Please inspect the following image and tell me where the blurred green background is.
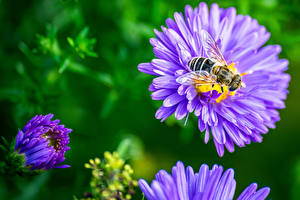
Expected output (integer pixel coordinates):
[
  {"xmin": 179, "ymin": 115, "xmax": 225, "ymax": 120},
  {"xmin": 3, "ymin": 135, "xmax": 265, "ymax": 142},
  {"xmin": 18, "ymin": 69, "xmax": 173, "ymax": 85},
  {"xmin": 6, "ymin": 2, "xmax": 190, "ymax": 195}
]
[{"xmin": 0, "ymin": 0, "xmax": 299, "ymax": 199}]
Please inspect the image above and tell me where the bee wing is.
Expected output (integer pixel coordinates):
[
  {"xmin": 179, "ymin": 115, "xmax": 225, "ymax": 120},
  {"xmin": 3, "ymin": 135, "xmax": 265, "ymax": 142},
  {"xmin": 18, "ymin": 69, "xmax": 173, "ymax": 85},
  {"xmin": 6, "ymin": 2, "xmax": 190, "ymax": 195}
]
[
  {"xmin": 200, "ymin": 30, "xmax": 227, "ymax": 66},
  {"xmin": 176, "ymin": 71, "xmax": 215, "ymax": 86}
]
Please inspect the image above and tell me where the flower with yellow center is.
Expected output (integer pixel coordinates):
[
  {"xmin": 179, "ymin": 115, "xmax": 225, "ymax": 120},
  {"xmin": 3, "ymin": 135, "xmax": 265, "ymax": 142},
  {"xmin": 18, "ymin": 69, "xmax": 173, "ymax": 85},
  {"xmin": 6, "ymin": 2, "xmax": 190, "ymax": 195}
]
[{"xmin": 138, "ymin": 2, "xmax": 290, "ymax": 157}]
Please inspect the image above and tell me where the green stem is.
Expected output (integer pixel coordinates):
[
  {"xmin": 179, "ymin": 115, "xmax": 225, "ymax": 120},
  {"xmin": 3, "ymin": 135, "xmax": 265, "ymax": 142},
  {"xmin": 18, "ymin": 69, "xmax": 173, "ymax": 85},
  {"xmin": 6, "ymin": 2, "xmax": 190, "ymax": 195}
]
[{"xmin": 64, "ymin": 59, "xmax": 114, "ymax": 88}]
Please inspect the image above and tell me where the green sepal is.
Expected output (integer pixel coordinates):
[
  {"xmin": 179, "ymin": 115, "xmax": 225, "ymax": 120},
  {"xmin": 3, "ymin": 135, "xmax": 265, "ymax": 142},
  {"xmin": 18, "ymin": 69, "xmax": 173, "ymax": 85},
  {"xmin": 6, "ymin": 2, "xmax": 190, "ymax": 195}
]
[{"xmin": 0, "ymin": 137, "xmax": 43, "ymax": 177}]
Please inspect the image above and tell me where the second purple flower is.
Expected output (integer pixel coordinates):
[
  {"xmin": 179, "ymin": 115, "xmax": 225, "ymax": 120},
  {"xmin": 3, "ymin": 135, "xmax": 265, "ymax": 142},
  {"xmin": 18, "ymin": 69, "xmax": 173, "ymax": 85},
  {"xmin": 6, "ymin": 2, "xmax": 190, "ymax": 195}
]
[{"xmin": 15, "ymin": 114, "xmax": 71, "ymax": 170}]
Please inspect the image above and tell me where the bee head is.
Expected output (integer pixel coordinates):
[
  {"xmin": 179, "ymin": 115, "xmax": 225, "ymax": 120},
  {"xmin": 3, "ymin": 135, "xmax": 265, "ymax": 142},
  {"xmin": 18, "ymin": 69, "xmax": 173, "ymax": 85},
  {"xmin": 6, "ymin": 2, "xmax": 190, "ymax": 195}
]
[{"xmin": 228, "ymin": 74, "xmax": 242, "ymax": 91}]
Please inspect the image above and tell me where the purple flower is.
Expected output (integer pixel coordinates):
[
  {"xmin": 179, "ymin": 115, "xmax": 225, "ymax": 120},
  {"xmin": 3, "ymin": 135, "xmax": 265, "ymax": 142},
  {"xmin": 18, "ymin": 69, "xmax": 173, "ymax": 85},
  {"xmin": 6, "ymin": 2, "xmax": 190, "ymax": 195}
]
[
  {"xmin": 138, "ymin": 2, "xmax": 290, "ymax": 156},
  {"xmin": 14, "ymin": 114, "xmax": 71, "ymax": 170},
  {"xmin": 139, "ymin": 161, "xmax": 270, "ymax": 200}
]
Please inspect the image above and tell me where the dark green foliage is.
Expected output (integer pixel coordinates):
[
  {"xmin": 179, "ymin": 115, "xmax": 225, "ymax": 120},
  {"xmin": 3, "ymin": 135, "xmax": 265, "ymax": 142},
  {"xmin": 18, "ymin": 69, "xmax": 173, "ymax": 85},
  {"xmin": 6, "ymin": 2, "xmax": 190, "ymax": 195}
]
[{"xmin": 0, "ymin": 0, "xmax": 300, "ymax": 199}]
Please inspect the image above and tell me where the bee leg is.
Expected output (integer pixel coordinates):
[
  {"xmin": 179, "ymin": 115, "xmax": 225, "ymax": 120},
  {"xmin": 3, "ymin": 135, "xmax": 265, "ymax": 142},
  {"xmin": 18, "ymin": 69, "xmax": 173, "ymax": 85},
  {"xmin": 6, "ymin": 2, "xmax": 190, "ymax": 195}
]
[
  {"xmin": 221, "ymin": 86, "xmax": 224, "ymax": 93},
  {"xmin": 208, "ymin": 84, "xmax": 214, "ymax": 102}
]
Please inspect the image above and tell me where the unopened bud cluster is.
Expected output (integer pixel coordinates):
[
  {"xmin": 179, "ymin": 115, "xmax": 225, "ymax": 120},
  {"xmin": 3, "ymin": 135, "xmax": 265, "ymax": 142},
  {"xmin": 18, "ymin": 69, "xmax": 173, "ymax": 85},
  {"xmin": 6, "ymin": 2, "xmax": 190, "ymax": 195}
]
[{"xmin": 80, "ymin": 152, "xmax": 137, "ymax": 200}]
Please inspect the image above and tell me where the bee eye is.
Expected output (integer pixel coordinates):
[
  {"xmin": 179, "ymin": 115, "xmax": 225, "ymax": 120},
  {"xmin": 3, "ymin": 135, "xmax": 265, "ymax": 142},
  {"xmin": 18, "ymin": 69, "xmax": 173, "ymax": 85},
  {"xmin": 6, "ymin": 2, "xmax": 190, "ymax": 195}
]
[{"xmin": 229, "ymin": 85, "xmax": 238, "ymax": 91}]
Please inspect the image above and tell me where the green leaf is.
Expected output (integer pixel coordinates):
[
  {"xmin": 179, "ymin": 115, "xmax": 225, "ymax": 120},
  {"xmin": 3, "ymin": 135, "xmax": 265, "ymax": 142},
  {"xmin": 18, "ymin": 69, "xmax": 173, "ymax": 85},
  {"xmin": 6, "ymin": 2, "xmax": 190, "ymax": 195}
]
[
  {"xmin": 67, "ymin": 37, "xmax": 75, "ymax": 47},
  {"xmin": 58, "ymin": 58, "xmax": 71, "ymax": 74},
  {"xmin": 1, "ymin": 137, "xmax": 9, "ymax": 147},
  {"xmin": 68, "ymin": 26, "xmax": 98, "ymax": 59},
  {"xmin": 0, "ymin": 144, "xmax": 7, "ymax": 152},
  {"xmin": 100, "ymin": 90, "xmax": 119, "ymax": 118},
  {"xmin": 15, "ymin": 173, "xmax": 49, "ymax": 200},
  {"xmin": 117, "ymin": 133, "xmax": 144, "ymax": 161}
]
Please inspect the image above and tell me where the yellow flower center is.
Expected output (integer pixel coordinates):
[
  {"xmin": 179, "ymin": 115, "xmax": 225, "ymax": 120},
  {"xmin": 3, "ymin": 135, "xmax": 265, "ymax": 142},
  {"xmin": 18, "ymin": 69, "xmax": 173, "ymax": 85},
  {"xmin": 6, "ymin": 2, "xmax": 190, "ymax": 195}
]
[
  {"xmin": 43, "ymin": 130, "xmax": 62, "ymax": 152},
  {"xmin": 195, "ymin": 63, "xmax": 237, "ymax": 103}
]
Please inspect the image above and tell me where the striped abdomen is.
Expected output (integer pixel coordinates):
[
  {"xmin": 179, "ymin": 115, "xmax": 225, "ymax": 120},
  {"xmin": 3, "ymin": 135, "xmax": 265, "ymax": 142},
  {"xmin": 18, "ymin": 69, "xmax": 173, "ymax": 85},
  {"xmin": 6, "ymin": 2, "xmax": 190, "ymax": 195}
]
[{"xmin": 188, "ymin": 57, "xmax": 215, "ymax": 73}]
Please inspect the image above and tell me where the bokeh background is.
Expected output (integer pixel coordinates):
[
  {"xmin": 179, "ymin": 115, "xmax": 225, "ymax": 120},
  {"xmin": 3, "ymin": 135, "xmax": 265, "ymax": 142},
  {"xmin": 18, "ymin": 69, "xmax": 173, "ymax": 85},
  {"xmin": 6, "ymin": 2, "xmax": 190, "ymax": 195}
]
[{"xmin": 0, "ymin": 0, "xmax": 300, "ymax": 199}]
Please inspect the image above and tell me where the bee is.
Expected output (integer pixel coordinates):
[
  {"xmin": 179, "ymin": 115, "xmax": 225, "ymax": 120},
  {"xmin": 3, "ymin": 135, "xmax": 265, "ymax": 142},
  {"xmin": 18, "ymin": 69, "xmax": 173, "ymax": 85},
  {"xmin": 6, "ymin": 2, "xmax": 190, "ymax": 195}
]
[{"xmin": 176, "ymin": 30, "xmax": 245, "ymax": 95}]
